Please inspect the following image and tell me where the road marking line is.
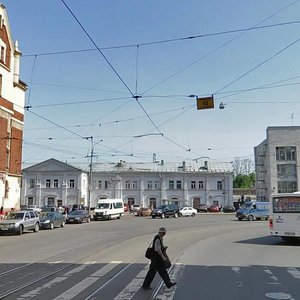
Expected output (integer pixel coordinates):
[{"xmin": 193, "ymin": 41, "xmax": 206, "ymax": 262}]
[
  {"xmin": 287, "ymin": 267, "xmax": 300, "ymax": 280},
  {"xmin": 155, "ymin": 263, "xmax": 185, "ymax": 300},
  {"xmin": 63, "ymin": 261, "xmax": 95, "ymax": 276},
  {"xmin": 17, "ymin": 261, "xmax": 122, "ymax": 300},
  {"xmin": 91, "ymin": 261, "xmax": 121, "ymax": 277},
  {"xmin": 114, "ymin": 265, "xmax": 149, "ymax": 300},
  {"xmin": 16, "ymin": 277, "xmax": 68, "ymax": 299},
  {"xmin": 53, "ymin": 277, "xmax": 99, "ymax": 300}
]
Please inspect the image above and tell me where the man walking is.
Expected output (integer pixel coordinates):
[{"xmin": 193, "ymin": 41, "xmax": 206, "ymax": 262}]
[{"xmin": 142, "ymin": 227, "xmax": 176, "ymax": 290}]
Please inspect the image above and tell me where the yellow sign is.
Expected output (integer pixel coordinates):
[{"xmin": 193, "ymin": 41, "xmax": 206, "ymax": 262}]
[{"xmin": 197, "ymin": 96, "xmax": 214, "ymax": 110}]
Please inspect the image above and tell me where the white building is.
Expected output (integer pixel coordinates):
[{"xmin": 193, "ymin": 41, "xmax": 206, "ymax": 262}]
[
  {"xmin": 21, "ymin": 159, "xmax": 88, "ymax": 208},
  {"xmin": 90, "ymin": 161, "xmax": 233, "ymax": 209},
  {"xmin": 0, "ymin": 4, "xmax": 26, "ymax": 211},
  {"xmin": 255, "ymin": 126, "xmax": 300, "ymax": 201}
]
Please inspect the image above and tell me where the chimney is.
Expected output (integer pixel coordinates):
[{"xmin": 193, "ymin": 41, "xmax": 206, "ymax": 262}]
[{"xmin": 13, "ymin": 40, "xmax": 22, "ymax": 84}]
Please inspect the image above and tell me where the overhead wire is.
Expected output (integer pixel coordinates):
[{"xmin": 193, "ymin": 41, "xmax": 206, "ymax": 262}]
[{"xmin": 22, "ymin": 20, "xmax": 300, "ymax": 58}]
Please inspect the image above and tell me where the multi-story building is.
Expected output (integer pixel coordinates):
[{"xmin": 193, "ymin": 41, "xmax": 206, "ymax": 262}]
[
  {"xmin": 21, "ymin": 159, "xmax": 88, "ymax": 208},
  {"xmin": 90, "ymin": 160, "xmax": 233, "ymax": 209},
  {"xmin": 0, "ymin": 4, "xmax": 26, "ymax": 211},
  {"xmin": 255, "ymin": 126, "xmax": 300, "ymax": 201},
  {"xmin": 21, "ymin": 159, "xmax": 233, "ymax": 210}
]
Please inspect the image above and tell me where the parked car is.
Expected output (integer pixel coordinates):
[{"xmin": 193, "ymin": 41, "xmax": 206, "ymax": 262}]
[
  {"xmin": 131, "ymin": 204, "xmax": 141, "ymax": 215},
  {"xmin": 222, "ymin": 205, "xmax": 236, "ymax": 213},
  {"xmin": 0, "ymin": 210, "xmax": 40, "ymax": 235},
  {"xmin": 152, "ymin": 204, "xmax": 179, "ymax": 218},
  {"xmin": 197, "ymin": 204, "xmax": 208, "ymax": 213},
  {"xmin": 42, "ymin": 205, "xmax": 56, "ymax": 212},
  {"xmin": 39, "ymin": 212, "xmax": 65, "ymax": 229},
  {"xmin": 208, "ymin": 205, "xmax": 220, "ymax": 213},
  {"xmin": 66, "ymin": 210, "xmax": 90, "ymax": 224},
  {"xmin": 139, "ymin": 207, "xmax": 152, "ymax": 217},
  {"xmin": 28, "ymin": 205, "xmax": 42, "ymax": 213},
  {"xmin": 179, "ymin": 206, "xmax": 197, "ymax": 217}
]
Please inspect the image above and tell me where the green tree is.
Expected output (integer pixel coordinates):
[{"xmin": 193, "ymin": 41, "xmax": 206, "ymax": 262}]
[{"xmin": 233, "ymin": 172, "xmax": 255, "ymax": 188}]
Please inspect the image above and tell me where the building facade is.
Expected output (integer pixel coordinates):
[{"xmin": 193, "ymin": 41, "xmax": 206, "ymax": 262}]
[
  {"xmin": 90, "ymin": 161, "xmax": 233, "ymax": 209},
  {"xmin": 0, "ymin": 4, "xmax": 26, "ymax": 211},
  {"xmin": 255, "ymin": 126, "xmax": 300, "ymax": 201},
  {"xmin": 21, "ymin": 159, "xmax": 233, "ymax": 209},
  {"xmin": 21, "ymin": 159, "xmax": 88, "ymax": 208}
]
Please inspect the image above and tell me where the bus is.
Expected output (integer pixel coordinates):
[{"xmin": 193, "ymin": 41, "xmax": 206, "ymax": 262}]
[{"xmin": 269, "ymin": 192, "xmax": 300, "ymax": 240}]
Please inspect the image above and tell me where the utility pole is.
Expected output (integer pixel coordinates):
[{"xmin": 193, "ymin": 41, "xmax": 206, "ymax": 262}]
[{"xmin": 86, "ymin": 136, "xmax": 103, "ymax": 211}]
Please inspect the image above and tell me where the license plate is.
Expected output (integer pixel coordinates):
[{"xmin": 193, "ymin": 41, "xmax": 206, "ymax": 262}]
[{"xmin": 284, "ymin": 232, "xmax": 295, "ymax": 236}]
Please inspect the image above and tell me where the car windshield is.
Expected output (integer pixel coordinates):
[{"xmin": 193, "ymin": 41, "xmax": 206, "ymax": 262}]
[
  {"xmin": 96, "ymin": 203, "xmax": 109, "ymax": 209},
  {"xmin": 241, "ymin": 202, "xmax": 254, "ymax": 209},
  {"xmin": 40, "ymin": 212, "xmax": 54, "ymax": 218},
  {"xmin": 6, "ymin": 212, "xmax": 24, "ymax": 220},
  {"xmin": 70, "ymin": 211, "xmax": 83, "ymax": 215},
  {"xmin": 157, "ymin": 205, "xmax": 167, "ymax": 209}
]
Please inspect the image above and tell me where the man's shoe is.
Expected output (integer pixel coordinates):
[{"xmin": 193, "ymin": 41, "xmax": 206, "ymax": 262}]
[
  {"xmin": 167, "ymin": 282, "xmax": 177, "ymax": 288},
  {"xmin": 142, "ymin": 286, "xmax": 152, "ymax": 290}
]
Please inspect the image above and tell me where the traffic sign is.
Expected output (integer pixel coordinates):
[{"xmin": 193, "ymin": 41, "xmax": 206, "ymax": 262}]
[{"xmin": 197, "ymin": 96, "xmax": 214, "ymax": 110}]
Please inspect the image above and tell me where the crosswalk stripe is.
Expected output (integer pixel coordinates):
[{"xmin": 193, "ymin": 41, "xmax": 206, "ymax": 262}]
[
  {"xmin": 52, "ymin": 277, "xmax": 99, "ymax": 300},
  {"xmin": 114, "ymin": 265, "xmax": 149, "ymax": 300},
  {"xmin": 287, "ymin": 267, "xmax": 300, "ymax": 280},
  {"xmin": 17, "ymin": 277, "xmax": 68, "ymax": 299},
  {"xmin": 155, "ymin": 264, "xmax": 184, "ymax": 300},
  {"xmin": 16, "ymin": 261, "xmax": 122, "ymax": 300}
]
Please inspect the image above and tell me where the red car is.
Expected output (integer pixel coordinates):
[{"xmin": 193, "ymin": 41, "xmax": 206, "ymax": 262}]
[{"xmin": 208, "ymin": 205, "xmax": 220, "ymax": 213}]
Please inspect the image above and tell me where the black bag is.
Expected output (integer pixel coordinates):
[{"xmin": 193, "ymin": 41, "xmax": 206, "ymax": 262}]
[{"xmin": 145, "ymin": 247, "xmax": 154, "ymax": 259}]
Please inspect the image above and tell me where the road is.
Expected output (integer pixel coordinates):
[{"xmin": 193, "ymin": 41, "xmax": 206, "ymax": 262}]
[{"xmin": 0, "ymin": 213, "xmax": 299, "ymax": 300}]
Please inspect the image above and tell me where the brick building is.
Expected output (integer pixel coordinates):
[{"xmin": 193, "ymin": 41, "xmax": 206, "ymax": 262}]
[{"xmin": 0, "ymin": 4, "xmax": 26, "ymax": 211}]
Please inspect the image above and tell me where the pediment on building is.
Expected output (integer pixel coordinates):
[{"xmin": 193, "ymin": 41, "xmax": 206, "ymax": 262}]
[{"xmin": 23, "ymin": 158, "xmax": 83, "ymax": 173}]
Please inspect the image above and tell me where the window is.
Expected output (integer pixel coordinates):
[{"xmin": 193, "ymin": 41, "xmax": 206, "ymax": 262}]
[
  {"xmin": 198, "ymin": 181, "xmax": 204, "ymax": 189},
  {"xmin": 217, "ymin": 181, "xmax": 223, "ymax": 190},
  {"xmin": 132, "ymin": 181, "xmax": 138, "ymax": 189},
  {"xmin": 69, "ymin": 179, "xmax": 75, "ymax": 188},
  {"xmin": 0, "ymin": 46, "xmax": 4, "ymax": 62},
  {"xmin": 98, "ymin": 180, "xmax": 102, "ymax": 189},
  {"xmin": 46, "ymin": 179, "xmax": 51, "ymax": 188},
  {"xmin": 154, "ymin": 181, "xmax": 160, "ymax": 189},
  {"xmin": 176, "ymin": 180, "xmax": 182, "ymax": 189},
  {"xmin": 169, "ymin": 180, "xmax": 174, "ymax": 189},
  {"xmin": 53, "ymin": 179, "xmax": 59, "ymax": 188},
  {"xmin": 29, "ymin": 179, "xmax": 35, "ymax": 189},
  {"xmin": 4, "ymin": 180, "xmax": 8, "ymax": 198},
  {"xmin": 191, "ymin": 181, "xmax": 196, "ymax": 189},
  {"xmin": 27, "ymin": 197, "xmax": 34, "ymax": 206},
  {"xmin": 277, "ymin": 164, "xmax": 296, "ymax": 179},
  {"xmin": 276, "ymin": 146, "xmax": 296, "ymax": 161},
  {"xmin": 105, "ymin": 180, "xmax": 109, "ymax": 189},
  {"xmin": 277, "ymin": 181, "xmax": 297, "ymax": 193},
  {"xmin": 147, "ymin": 181, "xmax": 153, "ymax": 189},
  {"xmin": 125, "ymin": 180, "xmax": 130, "ymax": 189}
]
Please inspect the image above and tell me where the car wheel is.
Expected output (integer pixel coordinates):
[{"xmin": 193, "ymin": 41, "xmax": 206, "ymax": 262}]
[
  {"xmin": 238, "ymin": 217, "xmax": 243, "ymax": 221},
  {"xmin": 161, "ymin": 213, "xmax": 165, "ymax": 219},
  {"xmin": 117, "ymin": 214, "xmax": 122, "ymax": 219},
  {"xmin": 192, "ymin": 213, "xmax": 195, "ymax": 217},
  {"xmin": 87, "ymin": 218, "xmax": 90, "ymax": 223},
  {"xmin": 61, "ymin": 221, "xmax": 65, "ymax": 227},
  {"xmin": 152, "ymin": 215, "xmax": 156, "ymax": 219},
  {"xmin": 248, "ymin": 215, "xmax": 254, "ymax": 221},
  {"xmin": 34, "ymin": 223, "xmax": 39, "ymax": 232},
  {"xmin": 50, "ymin": 222, "xmax": 54, "ymax": 230},
  {"xmin": 18, "ymin": 225, "xmax": 23, "ymax": 235},
  {"xmin": 174, "ymin": 212, "xmax": 178, "ymax": 218},
  {"xmin": 108, "ymin": 215, "xmax": 112, "ymax": 220}
]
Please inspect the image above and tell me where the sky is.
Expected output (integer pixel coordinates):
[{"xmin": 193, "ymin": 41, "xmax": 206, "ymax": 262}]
[{"xmin": 3, "ymin": 0, "xmax": 300, "ymax": 170}]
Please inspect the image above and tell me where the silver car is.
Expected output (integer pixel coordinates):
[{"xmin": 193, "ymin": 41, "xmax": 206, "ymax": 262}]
[{"xmin": 0, "ymin": 210, "xmax": 40, "ymax": 235}]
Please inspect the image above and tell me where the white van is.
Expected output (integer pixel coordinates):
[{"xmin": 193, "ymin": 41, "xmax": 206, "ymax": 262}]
[{"xmin": 93, "ymin": 199, "xmax": 124, "ymax": 221}]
